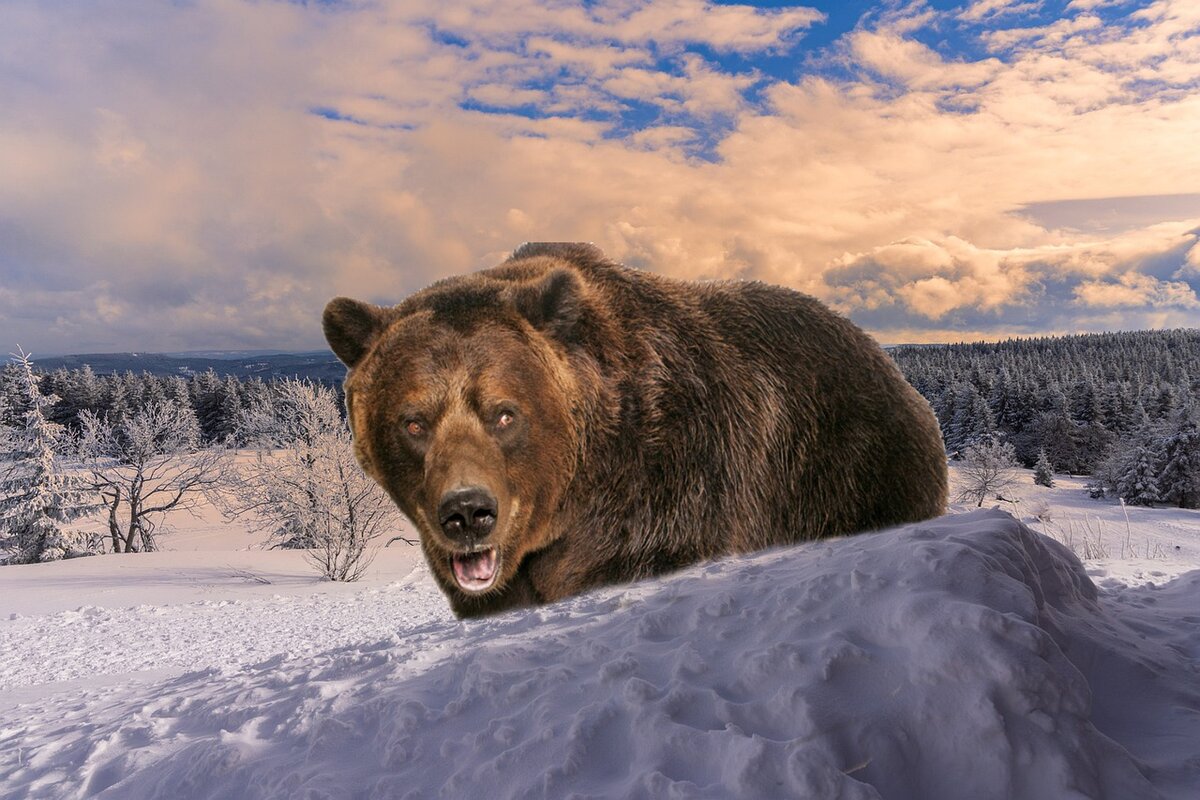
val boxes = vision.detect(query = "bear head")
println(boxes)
[323,256,598,611]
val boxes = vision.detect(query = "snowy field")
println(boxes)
[1,466,1198,799]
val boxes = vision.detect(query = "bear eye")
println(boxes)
[496,410,515,430]
[404,419,425,437]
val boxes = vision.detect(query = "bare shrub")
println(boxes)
[222,379,402,582]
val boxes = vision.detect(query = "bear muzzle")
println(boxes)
[437,486,504,593]
[438,485,498,543]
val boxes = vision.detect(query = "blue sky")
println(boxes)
[1,0,1198,353]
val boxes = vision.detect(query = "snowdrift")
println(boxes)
[2,509,1198,799]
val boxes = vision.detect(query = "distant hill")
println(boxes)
[34,351,347,382]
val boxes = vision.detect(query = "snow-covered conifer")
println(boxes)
[1158,406,1200,509]
[216,375,244,444]
[0,350,97,563]
[1114,439,1163,507]
[1033,449,1054,488]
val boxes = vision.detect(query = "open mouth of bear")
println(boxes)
[450,547,500,593]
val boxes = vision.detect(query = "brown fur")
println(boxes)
[324,243,948,617]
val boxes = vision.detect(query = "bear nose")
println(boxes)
[438,486,498,544]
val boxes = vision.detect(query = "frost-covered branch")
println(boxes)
[220,379,404,582]
[76,400,226,553]
[955,437,1021,508]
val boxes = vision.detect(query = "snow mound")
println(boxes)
[2,509,1198,799]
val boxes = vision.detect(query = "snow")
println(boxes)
[1,473,1198,799]
[948,465,1200,579]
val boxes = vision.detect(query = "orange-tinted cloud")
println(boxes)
[0,0,1198,352]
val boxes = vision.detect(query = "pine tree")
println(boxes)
[1114,430,1164,507]
[1069,378,1102,425]
[1033,449,1054,487]
[1158,406,1200,509]
[164,375,191,408]
[139,373,167,410]
[216,375,244,444]
[0,350,97,563]
[45,368,76,426]
[118,371,141,411]
[190,369,224,442]
[943,383,996,456]
[102,375,131,423]
[0,363,22,425]
[75,365,102,414]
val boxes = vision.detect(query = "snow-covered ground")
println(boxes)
[946,465,1200,585]
[1,466,1197,799]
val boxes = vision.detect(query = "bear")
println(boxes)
[323,242,948,618]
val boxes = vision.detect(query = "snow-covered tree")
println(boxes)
[222,379,402,582]
[955,436,1021,508]
[102,376,132,423]
[216,375,244,444]
[139,373,167,410]
[164,375,191,408]
[940,383,997,457]
[77,400,224,553]
[1114,439,1163,507]
[0,350,97,563]
[1033,449,1054,488]
[190,369,225,442]
[1158,407,1200,509]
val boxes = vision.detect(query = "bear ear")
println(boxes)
[509,269,585,344]
[323,297,392,368]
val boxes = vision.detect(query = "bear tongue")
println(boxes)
[452,548,498,588]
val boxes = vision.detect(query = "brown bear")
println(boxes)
[324,243,948,617]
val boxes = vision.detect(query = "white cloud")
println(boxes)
[847,30,1003,89]
[959,0,1043,23]
[1074,272,1200,308]
[825,224,1200,320]
[1066,0,1119,9]
[1179,242,1200,277]
[2,0,1200,352]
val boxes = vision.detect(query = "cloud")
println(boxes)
[824,223,1200,322]
[1066,0,1119,9]
[1,0,1199,353]
[846,30,1003,89]
[959,0,1044,23]
[1074,272,1200,308]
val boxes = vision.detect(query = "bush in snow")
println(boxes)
[955,436,1020,507]
[222,379,401,582]
[0,350,98,563]
[1033,448,1055,488]
[77,400,226,553]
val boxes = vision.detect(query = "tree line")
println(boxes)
[891,329,1200,508]
[3,326,1196,569]
[0,363,341,445]
[0,353,396,576]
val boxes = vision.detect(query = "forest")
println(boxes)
[0,364,327,446]
[891,328,1200,507]
[2,327,1199,512]
[0,357,389,568]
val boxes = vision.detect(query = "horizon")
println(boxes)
[2,0,1199,353]
[21,324,1200,363]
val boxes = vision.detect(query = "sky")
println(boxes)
[1,0,1198,354]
